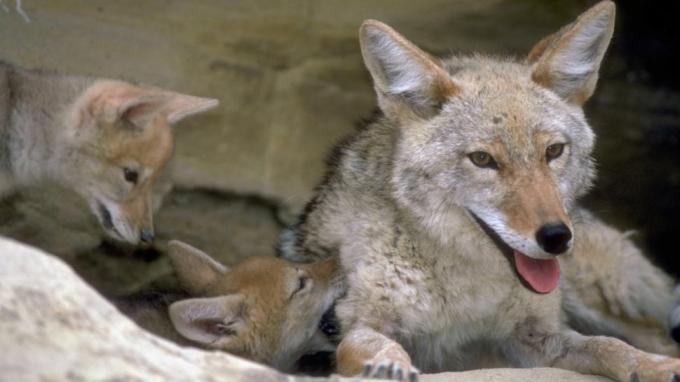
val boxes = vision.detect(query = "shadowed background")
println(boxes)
[0,0,678,298]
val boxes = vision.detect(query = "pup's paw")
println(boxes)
[631,356,680,382]
[362,358,419,381]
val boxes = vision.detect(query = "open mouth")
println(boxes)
[96,201,125,240]
[97,201,114,230]
[469,212,560,294]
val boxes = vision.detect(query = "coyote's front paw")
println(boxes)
[362,357,419,381]
[631,356,680,382]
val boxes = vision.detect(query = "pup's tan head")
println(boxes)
[63,81,217,245]
[166,241,343,370]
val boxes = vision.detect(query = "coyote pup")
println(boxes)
[0,62,217,245]
[281,2,680,381]
[152,241,343,371]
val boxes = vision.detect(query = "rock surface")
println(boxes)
[421,368,610,382]
[0,237,611,381]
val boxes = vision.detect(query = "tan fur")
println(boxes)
[166,241,344,371]
[530,1,616,105]
[280,2,680,381]
[500,167,571,238]
[360,19,458,120]
[337,328,415,379]
[0,64,217,244]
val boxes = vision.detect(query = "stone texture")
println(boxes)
[420,368,610,382]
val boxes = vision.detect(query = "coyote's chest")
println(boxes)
[372,239,559,370]
[401,246,518,329]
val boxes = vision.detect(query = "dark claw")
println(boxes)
[362,363,372,377]
[409,370,419,382]
[375,363,386,377]
[673,373,680,382]
[394,367,404,380]
[629,372,640,382]
[385,362,394,379]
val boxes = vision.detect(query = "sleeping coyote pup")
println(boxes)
[119,240,344,371]
[0,62,217,245]
[280,1,680,381]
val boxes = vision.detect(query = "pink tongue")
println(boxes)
[513,250,560,294]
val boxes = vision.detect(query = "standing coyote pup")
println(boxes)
[0,62,217,245]
[280,2,680,381]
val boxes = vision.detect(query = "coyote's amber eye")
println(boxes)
[468,151,498,169]
[546,143,565,162]
[123,168,139,184]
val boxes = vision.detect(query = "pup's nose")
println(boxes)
[140,229,154,244]
[536,222,572,255]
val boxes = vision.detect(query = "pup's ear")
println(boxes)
[359,19,458,119]
[528,1,615,105]
[167,240,229,294]
[157,92,219,125]
[81,81,218,128]
[169,295,246,346]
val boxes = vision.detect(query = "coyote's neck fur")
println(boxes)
[0,62,89,196]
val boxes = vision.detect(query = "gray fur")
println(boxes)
[0,61,91,196]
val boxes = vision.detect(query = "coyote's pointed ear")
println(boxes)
[85,81,218,128]
[528,1,615,105]
[359,20,458,119]
[167,240,229,294]
[169,295,246,346]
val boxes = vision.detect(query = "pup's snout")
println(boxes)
[140,228,155,244]
[535,222,572,255]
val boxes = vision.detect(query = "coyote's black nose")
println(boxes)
[536,223,572,255]
[140,229,154,244]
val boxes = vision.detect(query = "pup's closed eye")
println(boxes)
[291,275,312,298]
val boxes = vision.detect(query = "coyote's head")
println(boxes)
[166,241,344,370]
[61,81,217,245]
[360,2,615,293]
